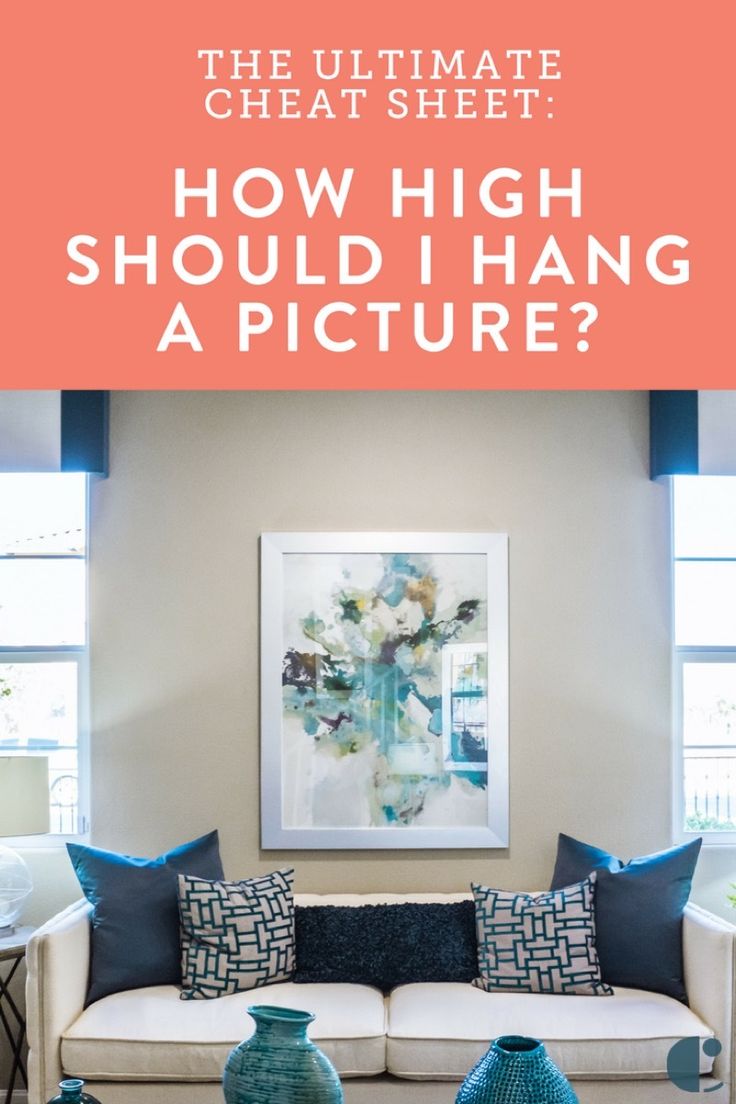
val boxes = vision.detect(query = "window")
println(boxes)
[674,476,736,843]
[0,473,89,836]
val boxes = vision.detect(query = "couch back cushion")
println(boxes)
[295,892,473,906]
[294,900,477,992]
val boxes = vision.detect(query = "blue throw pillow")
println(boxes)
[550,833,702,1001]
[67,830,224,1005]
[294,902,477,992]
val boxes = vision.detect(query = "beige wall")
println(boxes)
[692,847,736,921]
[84,390,674,891]
[22,391,736,918]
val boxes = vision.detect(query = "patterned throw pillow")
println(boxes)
[472,876,613,996]
[178,868,295,1000]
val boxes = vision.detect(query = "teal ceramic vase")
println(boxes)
[223,1005,344,1104]
[456,1035,578,1104]
[47,1080,103,1104]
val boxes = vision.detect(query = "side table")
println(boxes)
[0,926,34,1104]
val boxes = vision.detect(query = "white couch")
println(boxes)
[26,893,736,1104]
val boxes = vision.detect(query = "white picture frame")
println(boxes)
[261,532,509,849]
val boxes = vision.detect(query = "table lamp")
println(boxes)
[0,757,50,933]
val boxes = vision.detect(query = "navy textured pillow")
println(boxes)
[550,833,702,1001]
[67,830,224,1005]
[294,902,477,992]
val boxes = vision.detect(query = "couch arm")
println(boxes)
[26,899,92,1104]
[683,902,736,1095]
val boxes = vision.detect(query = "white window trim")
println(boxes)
[671,476,736,847]
[674,647,736,848]
[0,647,90,846]
[0,474,91,845]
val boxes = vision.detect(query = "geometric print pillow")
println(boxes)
[178,868,295,1000]
[472,875,613,996]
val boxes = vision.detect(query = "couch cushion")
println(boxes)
[386,983,715,1081]
[61,983,386,1080]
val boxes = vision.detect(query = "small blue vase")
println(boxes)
[47,1080,103,1104]
[456,1035,578,1104]
[223,1005,344,1104]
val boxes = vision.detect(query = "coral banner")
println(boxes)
[4,1,732,388]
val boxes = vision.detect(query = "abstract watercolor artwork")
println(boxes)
[261,533,508,848]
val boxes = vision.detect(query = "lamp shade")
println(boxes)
[0,757,50,836]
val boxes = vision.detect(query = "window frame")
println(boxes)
[674,648,736,848]
[672,476,736,847]
[0,474,91,844]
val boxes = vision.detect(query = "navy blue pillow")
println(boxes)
[67,830,224,1005]
[550,833,702,1001]
[294,902,477,992]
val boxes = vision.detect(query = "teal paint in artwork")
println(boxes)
[303,714,319,736]
[458,771,487,789]
[429,708,443,736]
[338,595,363,623]
[283,553,488,826]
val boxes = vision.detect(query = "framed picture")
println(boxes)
[261,532,509,849]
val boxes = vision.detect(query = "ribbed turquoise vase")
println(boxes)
[223,1005,344,1104]
[456,1036,578,1104]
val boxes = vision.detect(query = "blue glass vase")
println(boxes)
[456,1035,578,1104]
[223,1005,344,1104]
[47,1080,102,1104]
